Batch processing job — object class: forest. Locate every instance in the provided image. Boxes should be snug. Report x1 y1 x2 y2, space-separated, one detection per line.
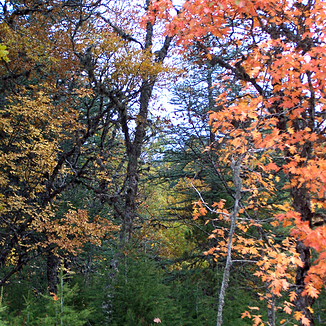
0 0 326 325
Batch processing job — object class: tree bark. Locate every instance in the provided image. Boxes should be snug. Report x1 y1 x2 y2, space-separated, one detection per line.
207 65 216 145
265 281 276 326
47 251 59 295
291 185 315 325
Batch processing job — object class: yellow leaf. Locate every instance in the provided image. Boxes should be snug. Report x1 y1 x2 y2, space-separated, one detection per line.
0 43 9 62
294 311 302 321
248 306 260 310
307 306 314 314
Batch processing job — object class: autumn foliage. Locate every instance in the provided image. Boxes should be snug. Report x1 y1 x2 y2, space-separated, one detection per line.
1 0 326 324
147 0 326 324
0 1 178 304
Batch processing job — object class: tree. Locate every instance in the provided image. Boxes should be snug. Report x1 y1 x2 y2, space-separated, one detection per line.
0 0 174 291
97 0 174 244
147 0 326 325
0 0 118 290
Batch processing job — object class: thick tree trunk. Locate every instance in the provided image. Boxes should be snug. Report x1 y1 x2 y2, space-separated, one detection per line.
291 185 315 325
295 240 314 325
273 89 315 325
120 80 152 243
115 8 172 243
47 251 59 295
104 4 172 321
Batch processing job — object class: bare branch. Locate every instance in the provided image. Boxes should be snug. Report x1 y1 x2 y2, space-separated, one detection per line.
97 14 144 49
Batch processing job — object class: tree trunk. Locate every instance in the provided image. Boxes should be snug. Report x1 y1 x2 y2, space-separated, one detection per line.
120 79 152 243
291 185 315 325
265 281 276 326
207 65 216 145
47 251 59 295
115 9 172 244
216 156 242 326
294 240 315 325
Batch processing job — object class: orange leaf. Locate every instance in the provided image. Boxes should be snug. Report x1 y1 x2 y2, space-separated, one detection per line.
289 291 297 302
301 315 311 326
241 311 251 319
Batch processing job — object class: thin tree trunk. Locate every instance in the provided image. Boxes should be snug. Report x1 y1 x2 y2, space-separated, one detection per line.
216 156 242 326
265 281 276 326
207 65 215 145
